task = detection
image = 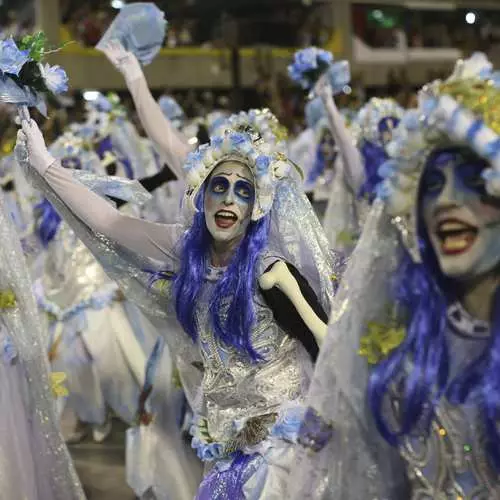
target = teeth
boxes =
[216,210,237,219]
[439,221,470,232]
[443,238,469,251]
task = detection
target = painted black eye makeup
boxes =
[456,162,487,193]
[421,168,445,197]
[209,176,229,195]
[234,180,254,201]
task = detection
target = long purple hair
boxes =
[172,188,271,361]
[368,147,500,472]
[35,198,62,247]
[358,117,400,202]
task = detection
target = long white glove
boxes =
[314,73,333,104]
[15,119,55,176]
[101,40,143,84]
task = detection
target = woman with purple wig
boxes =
[315,74,404,253]
[15,109,339,498]
[288,53,500,498]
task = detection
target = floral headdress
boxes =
[214,109,288,154]
[376,52,500,262]
[354,98,404,147]
[183,126,292,221]
[0,32,68,116]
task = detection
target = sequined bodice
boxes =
[196,262,311,444]
[42,222,112,310]
[399,302,499,499]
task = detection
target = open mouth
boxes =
[214,209,238,229]
[435,218,478,255]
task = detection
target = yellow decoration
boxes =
[0,290,17,309]
[1,138,15,155]
[172,366,183,390]
[337,230,357,246]
[51,372,69,398]
[439,79,500,135]
[359,321,406,364]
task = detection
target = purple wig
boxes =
[172,186,271,361]
[368,146,500,472]
[358,117,400,202]
[35,198,62,247]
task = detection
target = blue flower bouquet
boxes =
[288,46,350,94]
[97,3,167,66]
[0,32,68,116]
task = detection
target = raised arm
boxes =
[17,120,183,263]
[101,41,192,180]
[315,75,365,194]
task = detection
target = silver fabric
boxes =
[197,256,312,445]
[42,222,114,311]
[22,150,338,457]
[0,190,84,499]
[288,201,409,499]
[400,301,498,499]
[289,200,500,498]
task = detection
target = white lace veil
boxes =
[287,200,409,499]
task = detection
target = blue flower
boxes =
[191,437,224,461]
[288,47,334,89]
[255,155,270,177]
[317,50,334,65]
[421,96,438,118]
[297,406,334,452]
[94,94,112,112]
[229,132,247,149]
[271,406,305,442]
[3,336,18,365]
[211,135,224,149]
[39,63,69,95]
[402,110,421,132]
[0,38,30,76]
[295,48,320,71]
[376,180,393,200]
[378,160,397,180]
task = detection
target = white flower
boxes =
[39,63,69,94]
[448,52,492,82]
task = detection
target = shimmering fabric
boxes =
[288,201,409,499]
[192,257,312,447]
[288,202,500,498]
[196,452,262,500]
[0,191,84,499]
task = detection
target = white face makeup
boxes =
[204,161,255,244]
[421,148,500,280]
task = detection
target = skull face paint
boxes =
[378,116,400,146]
[204,161,255,244]
[421,147,500,280]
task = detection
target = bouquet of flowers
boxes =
[0,32,68,116]
[288,46,350,95]
[96,3,167,66]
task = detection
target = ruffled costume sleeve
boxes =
[43,161,183,263]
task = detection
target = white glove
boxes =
[101,40,143,83]
[314,73,333,103]
[16,119,55,175]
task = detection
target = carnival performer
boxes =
[16,106,340,498]
[35,131,148,443]
[289,52,500,499]
[316,75,404,251]
[0,187,84,499]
